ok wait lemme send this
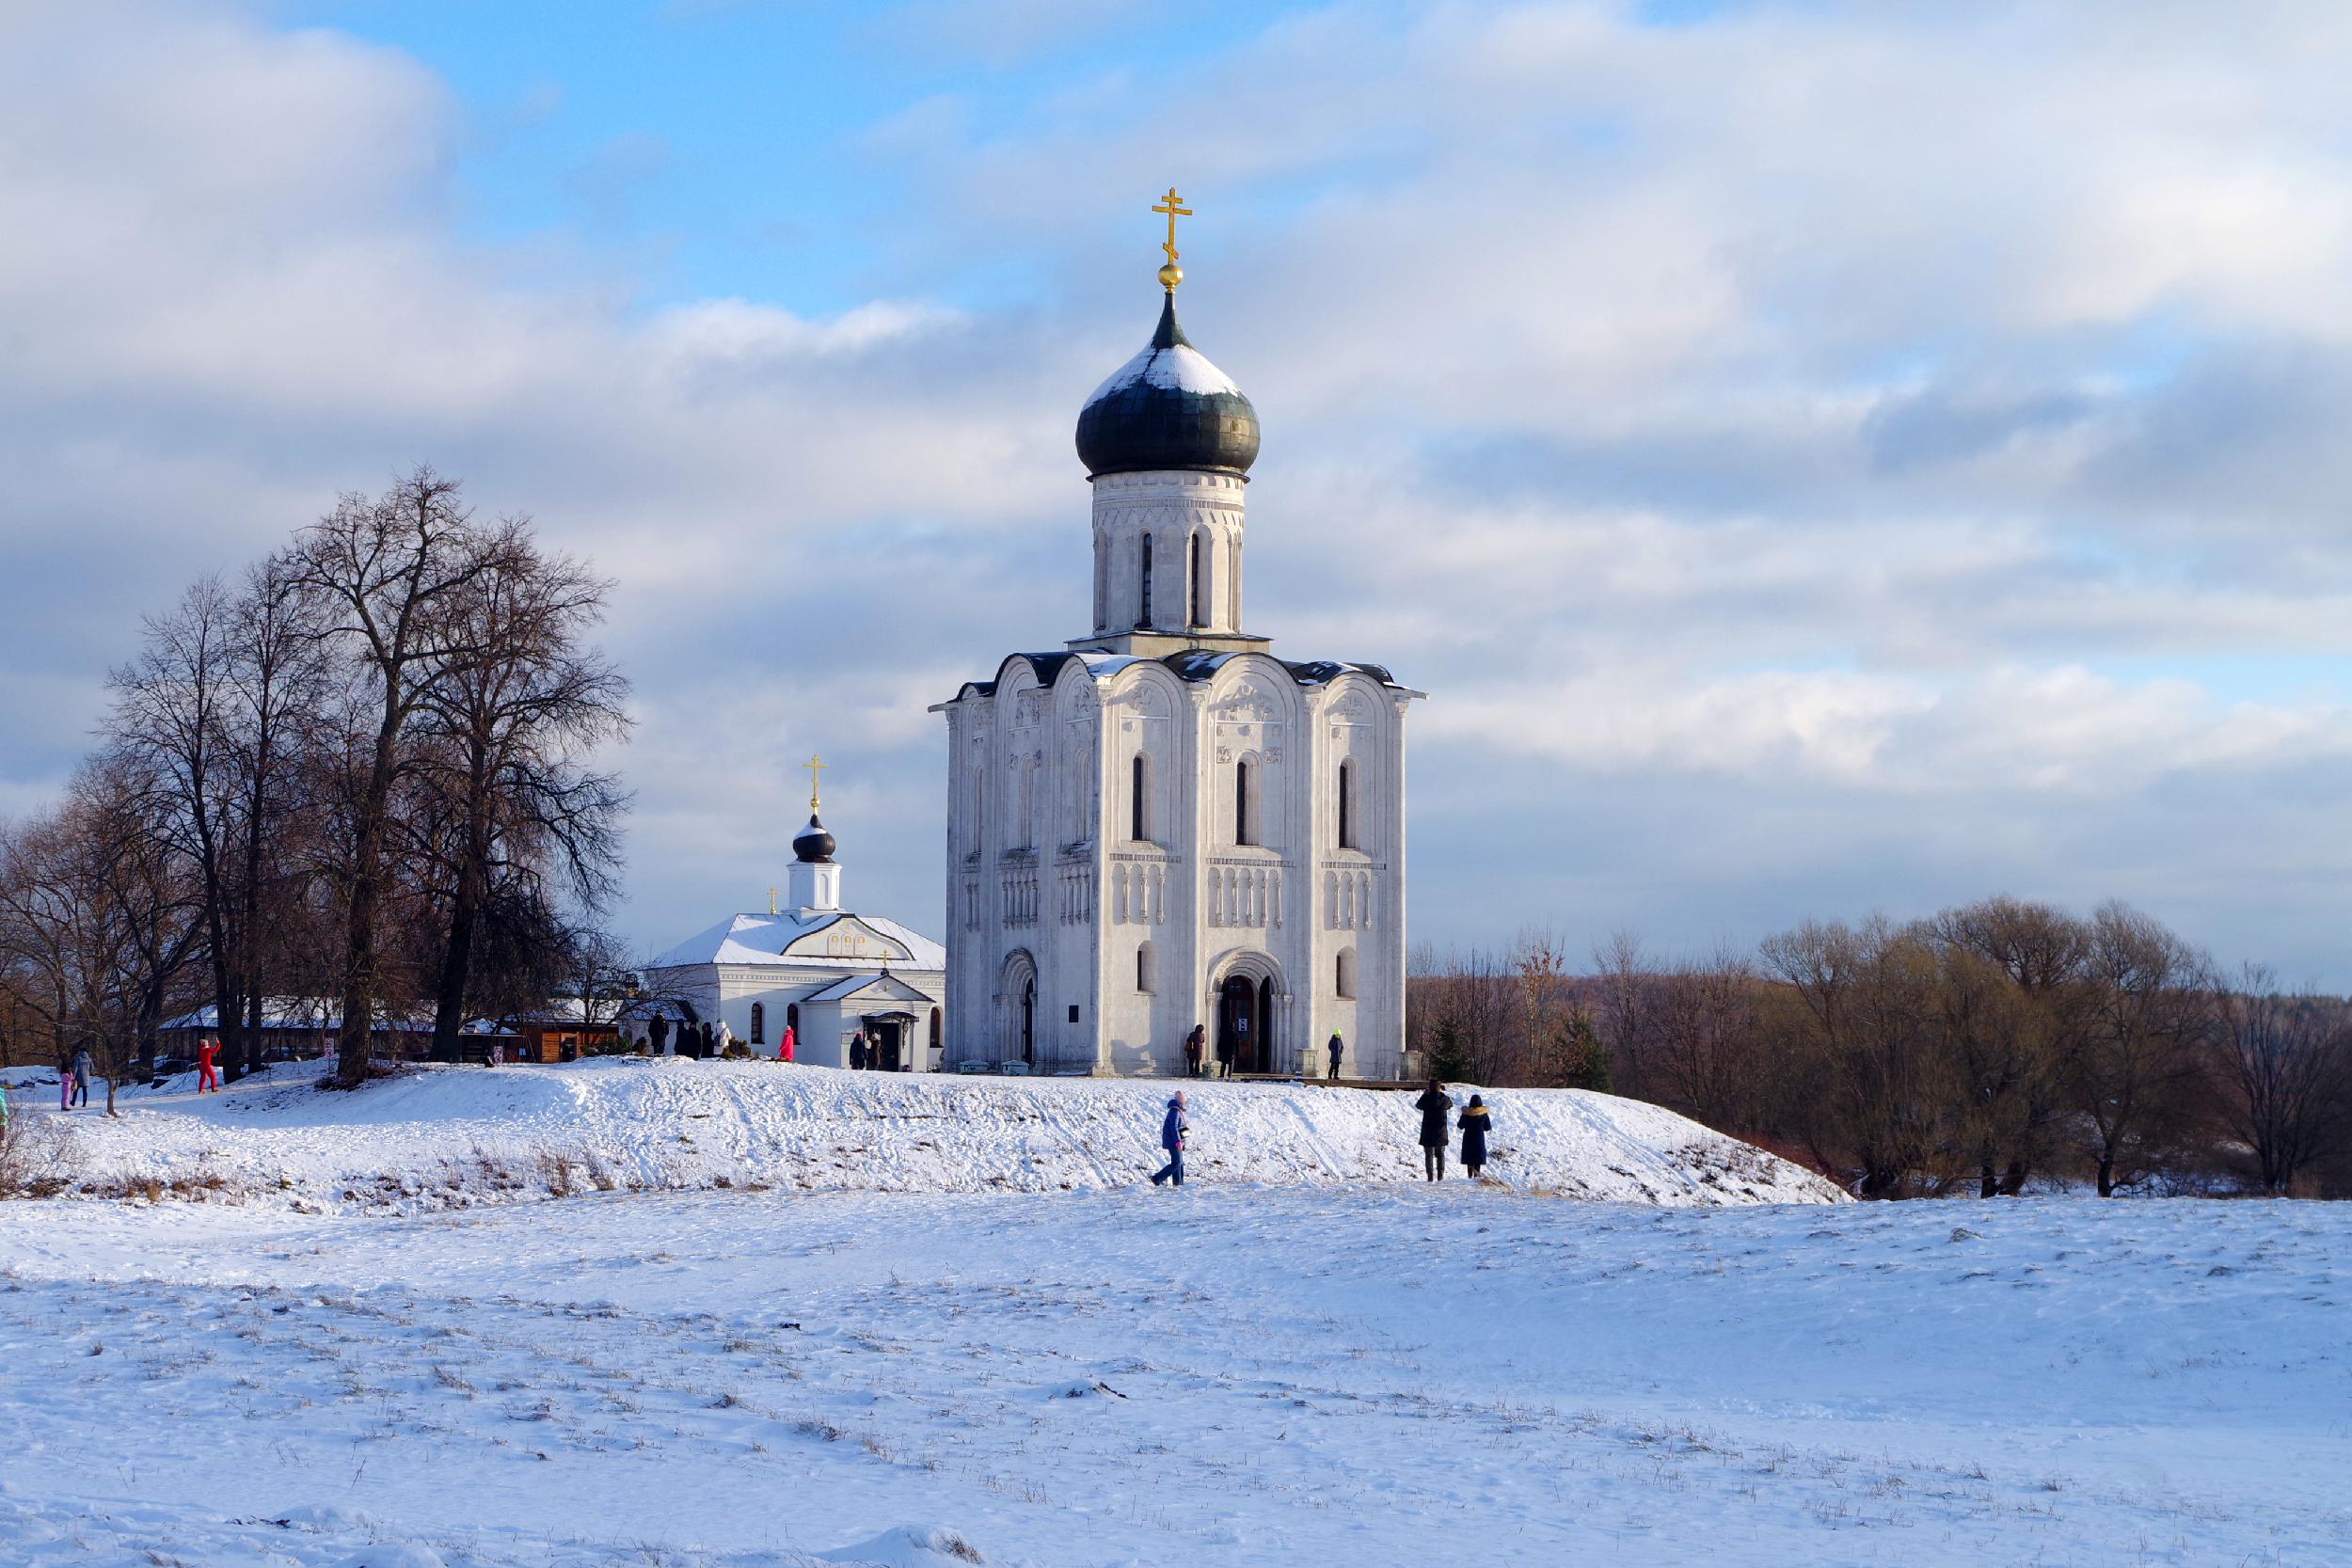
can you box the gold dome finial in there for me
[1151,185,1191,292]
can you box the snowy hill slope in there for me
[32,1057,1844,1211]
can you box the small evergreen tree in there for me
[1430,1019,1475,1082]
[1559,1010,1613,1093]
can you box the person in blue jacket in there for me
[1150,1090,1190,1187]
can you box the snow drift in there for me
[36,1057,1845,1211]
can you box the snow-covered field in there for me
[3,1189,2345,1567]
[8,1057,1842,1209]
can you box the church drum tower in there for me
[931,194,1421,1078]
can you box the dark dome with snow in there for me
[1075,293,1259,479]
[791,813,836,864]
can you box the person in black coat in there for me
[1458,1094,1492,1180]
[647,1015,670,1056]
[850,1031,867,1071]
[1413,1079,1452,1180]
[698,1021,715,1059]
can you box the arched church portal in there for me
[1212,953,1284,1075]
[1000,949,1039,1067]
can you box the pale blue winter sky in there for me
[4,0,2350,979]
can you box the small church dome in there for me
[1075,293,1259,479]
[791,812,836,864]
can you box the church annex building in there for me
[933,195,1422,1080]
[643,797,947,1072]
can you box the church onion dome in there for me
[1075,293,1260,479]
[791,812,836,864]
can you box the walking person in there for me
[1184,1023,1205,1079]
[196,1037,220,1095]
[849,1030,867,1071]
[1458,1094,1492,1180]
[1326,1031,1344,1084]
[71,1047,93,1108]
[776,1023,796,1063]
[1414,1078,1452,1180]
[1150,1090,1190,1187]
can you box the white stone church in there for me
[932,242,1421,1078]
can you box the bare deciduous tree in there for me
[2213,967,2347,1196]
[2074,902,2211,1196]
[409,531,629,1059]
[287,469,522,1085]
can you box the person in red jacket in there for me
[776,1024,796,1063]
[197,1038,220,1094]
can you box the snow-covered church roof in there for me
[945,648,1420,706]
[647,911,946,974]
[799,972,936,1006]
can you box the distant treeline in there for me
[0,468,633,1101]
[1409,899,2352,1199]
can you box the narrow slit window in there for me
[1138,534,1154,627]
[1190,531,1206,626]
[1131,752,1149,841]
[1338,758,1357,849]
[1235,758,1254,846]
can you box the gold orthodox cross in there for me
[1152,186,1191,266]
[1152,186,1192,289]
[803,752,825,811]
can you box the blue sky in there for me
[282,0,1315,313]
[6,0,2352,983]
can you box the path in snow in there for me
[23,1056,1842,1212]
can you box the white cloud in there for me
[4,0,2351,978]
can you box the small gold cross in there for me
[804,753,825,811]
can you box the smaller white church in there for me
[641,778,947,1070]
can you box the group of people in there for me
[1179,1025,1351,1083]
[1149,1078,1494,1188]
[644,1015,733,1059]
[638,1016,907,1070]
[57,1047,93,1109]
[53,1038,221,1108]
[1414,1080,1491,1180]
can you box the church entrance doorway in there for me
[864,1011,914,1072]
[1020,976,1036,1066]
[1217,975,1269,1074]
